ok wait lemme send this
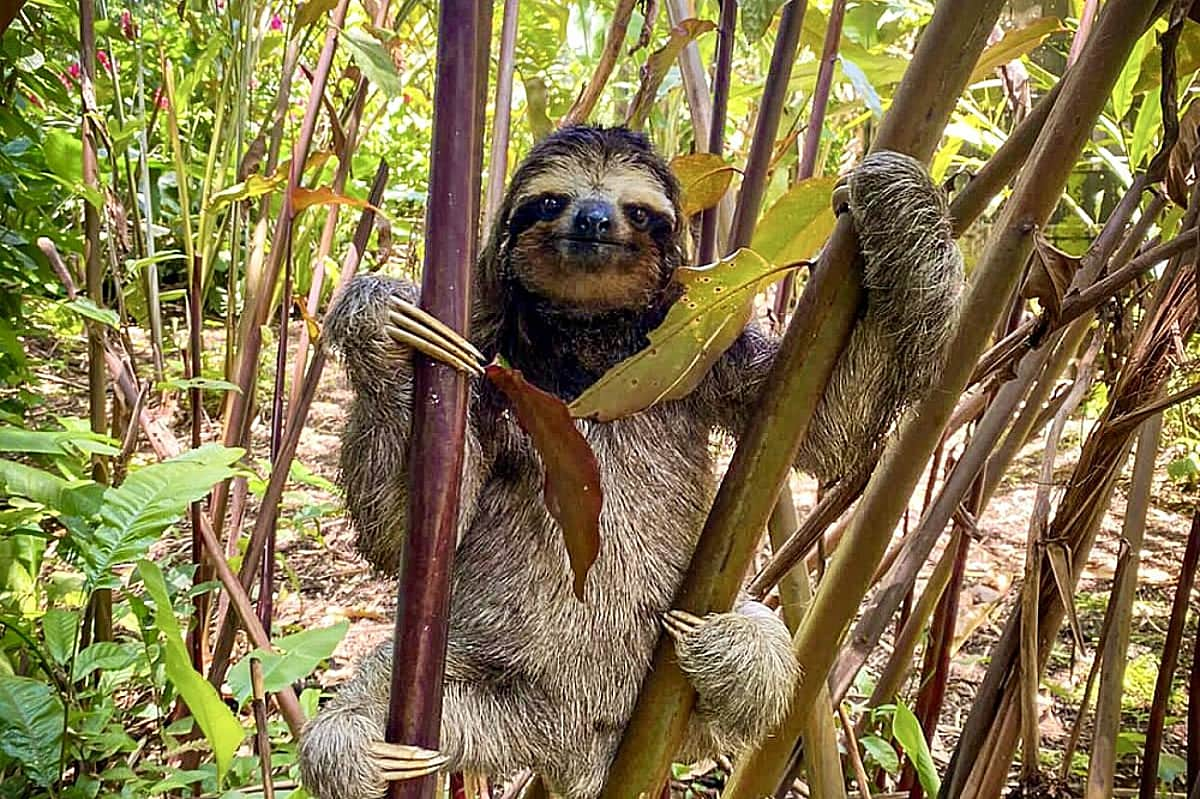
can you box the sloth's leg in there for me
[665,600,799,753]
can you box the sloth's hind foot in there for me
[384,294,487,376]
[368,741,449,782]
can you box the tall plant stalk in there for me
[483,0,520,232]
[384,2,489,795]
[695,0,735,265]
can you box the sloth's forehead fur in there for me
[506,126,679,224]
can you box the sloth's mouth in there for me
[555,234,632,248]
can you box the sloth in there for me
[298,125,963,798]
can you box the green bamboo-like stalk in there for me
[725,0,1158,794]
[1085,414,1161,798]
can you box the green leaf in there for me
[1129,91,1164,168]
[569,250,798,422]
[969,17,1065,84]
[74,445,242,588]
[341,29,404,98]
[892,701,940,797]
[157,377,243,394]
[860,734,900,774]
[71,641,139,682]
[0,675,64,787]
[64,297,120,329]
[0,426,120,457]
[227,622,349,703]
[1112,28,1154,121]
[42,128,82,184]
[487,365,602,599]
[841,56,883,117]
[741,0,786,42]
[750,176,839,265]
[295,0,338,29]
[41,609,78,666]
[0,459,103,520]
[136,560,245,780]
[1159,751,1187,785]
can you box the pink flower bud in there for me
[97,50,112,74]
[270,13,283,30]
[120,10,137,39]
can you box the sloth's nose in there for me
[572,200,613,238]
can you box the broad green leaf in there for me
[570,249,797,422]
[750,176,838,266]
[487,366,601,599]
[1112,28,1154,121]
[893,701,940,797]
[969,17,1065,84]
[671,152,737,217]
[227,621,350,703]
[0,459,103,520]
[74,445,242,588]
[0,426,119,457]
[341,29,404,98]
[0,675,64,787]
[71,641,139,681]
[41,609,78,666]
[136,561,245,780]
[42,128,82,184]
[626,20,716,130]
[1160,751,1187,785]
[205,152,333,212]
[64,297,120,329]
[1130,92,1164,168]
[860,734,900,774]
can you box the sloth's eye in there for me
[626,206,651,229]
[537,196,566,220]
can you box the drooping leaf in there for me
[486,364,601,600]
[892,701,940,797]
[626,20,716,130]
[1167,99,1200,204]
[341,28,404,98]
[1045,541,1086,653]
[71,641,139,682]
[569,249,798,422]
[1021,231,1082,321]
[0,459,103,520]
[671,152,737,218]
[0,675,64,787]
[136,560,245,780]
[72,445,242,588]
[227,621,349,703]
[969,17,1066,84]
[1130,88,1165,171]
[860,734,900,775]
[841,56,883,118]
[291,186,378,214]
[205,152,334,212]
[750,176,838,266]
[41,609,78,666]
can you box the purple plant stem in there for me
[385,2,489,796]
[696,0,736,265]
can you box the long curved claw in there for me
[368,741,450,781]
[662,608,707,642]
[386,295,486,376]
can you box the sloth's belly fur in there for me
[445,400,717,744]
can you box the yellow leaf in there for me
[671,152,738,217]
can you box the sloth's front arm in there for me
[321,273,490,574]
[701,151,965,483]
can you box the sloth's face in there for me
[502,130,681,312]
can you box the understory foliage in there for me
[1,0,1199,797]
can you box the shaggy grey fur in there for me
[298,134,962,798]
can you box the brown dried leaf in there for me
[291,186,379,214]
[1167,99,1200,206]
[1022,231,1081,320]
[671,151,736,218]
[1045,541,1086,653]
[485,364,602,601]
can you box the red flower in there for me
[270,13,283,30]
[67,62,81,80]
[120,10,137,39]
[153,85,169,110]
[96,50,112,75]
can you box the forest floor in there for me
[28,320,1196,796]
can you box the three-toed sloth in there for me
[299,126,963,798]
